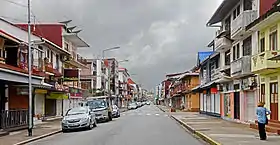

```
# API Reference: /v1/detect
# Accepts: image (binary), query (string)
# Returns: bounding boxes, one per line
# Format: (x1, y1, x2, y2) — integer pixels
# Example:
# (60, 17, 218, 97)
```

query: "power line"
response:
(0, 15, 26, 22)
(1, 0, 27, 7)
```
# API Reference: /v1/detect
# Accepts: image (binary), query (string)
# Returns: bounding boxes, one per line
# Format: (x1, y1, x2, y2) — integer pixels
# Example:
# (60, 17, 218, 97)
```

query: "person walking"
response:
(256, 102, 271, 140)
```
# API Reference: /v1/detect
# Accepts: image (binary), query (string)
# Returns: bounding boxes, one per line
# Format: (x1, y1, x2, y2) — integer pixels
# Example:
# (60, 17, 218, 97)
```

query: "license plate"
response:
(69, 123, 79, 127)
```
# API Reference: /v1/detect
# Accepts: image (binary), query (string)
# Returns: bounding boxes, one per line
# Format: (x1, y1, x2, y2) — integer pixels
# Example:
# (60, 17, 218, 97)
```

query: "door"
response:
(246, 91, 255, 123)
(45, 98, 57, 117)
(270, 83, 278, 121)
(234, 92, 240, 119)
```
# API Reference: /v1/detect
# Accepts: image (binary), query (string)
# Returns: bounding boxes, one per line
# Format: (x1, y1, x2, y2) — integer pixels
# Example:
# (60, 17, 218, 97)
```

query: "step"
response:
(254, 120, 280, 128)
(250, 123, 280, 135)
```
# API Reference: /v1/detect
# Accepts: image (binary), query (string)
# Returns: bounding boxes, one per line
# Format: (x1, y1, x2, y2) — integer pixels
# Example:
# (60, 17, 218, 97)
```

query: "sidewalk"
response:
(157, 105, 280, 145)
(0, 120, 61, 145)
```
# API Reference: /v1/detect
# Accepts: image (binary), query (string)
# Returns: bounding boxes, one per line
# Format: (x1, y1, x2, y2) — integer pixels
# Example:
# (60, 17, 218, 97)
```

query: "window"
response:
(233, 9, 237, 19)
(64, 42, 69, 51)
(233, 5, 240, 20)
(225, 17, 231, 31)
(260, 84, 265, 103)
(260, 37, 265, 52)
(233, 46, 236, 61)
(270, 31, 277, 51)
(243, 36, 252, 56)
(232, 43, 240, 61)
(236, 43, 240, 59)
(270, 83, 278, 103)
(225, 50, 231, 65)
(236, 5, 240, 16)
(244, 0, 252, 10)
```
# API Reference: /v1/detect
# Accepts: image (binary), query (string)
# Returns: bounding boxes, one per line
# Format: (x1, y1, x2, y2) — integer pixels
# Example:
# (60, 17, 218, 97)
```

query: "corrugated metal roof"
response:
(197, 51, 213, 64)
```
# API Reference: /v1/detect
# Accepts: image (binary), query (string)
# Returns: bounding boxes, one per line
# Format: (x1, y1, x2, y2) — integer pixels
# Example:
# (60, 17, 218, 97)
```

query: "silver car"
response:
(62, 107, 97, 132)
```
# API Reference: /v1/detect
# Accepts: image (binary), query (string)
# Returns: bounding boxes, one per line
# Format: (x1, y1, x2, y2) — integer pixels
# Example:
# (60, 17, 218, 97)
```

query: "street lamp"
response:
(102, 47, 120, 97)
(118, 59, 129, 63)
(102, 46, 120, 59)
(27, 0, 33, 137)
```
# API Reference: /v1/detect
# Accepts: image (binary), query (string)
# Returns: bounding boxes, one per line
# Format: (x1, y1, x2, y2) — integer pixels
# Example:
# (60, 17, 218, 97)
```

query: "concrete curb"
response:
(14, 130, 62, 145)
(156, 106, 166, 112)
(171, 115, 221, 145)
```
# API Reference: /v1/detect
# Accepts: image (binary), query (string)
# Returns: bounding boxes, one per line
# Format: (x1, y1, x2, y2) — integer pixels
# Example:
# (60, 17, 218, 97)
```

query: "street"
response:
(30, 105, 203, 145)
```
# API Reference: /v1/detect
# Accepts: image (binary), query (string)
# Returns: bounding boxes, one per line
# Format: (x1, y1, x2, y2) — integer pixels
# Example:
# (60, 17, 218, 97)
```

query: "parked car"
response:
(128, 102, 137, 110)
(112, 105, 120, 118)
(136, 102, 141, 108)
(86, 96, 113, 122)
(61, 107, 97, 132)
(146, 101, 150, 105)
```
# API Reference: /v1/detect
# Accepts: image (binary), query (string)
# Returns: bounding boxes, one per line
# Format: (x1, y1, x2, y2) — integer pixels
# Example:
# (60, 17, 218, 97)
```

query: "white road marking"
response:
(146, 113, 151, 116)
(155, 114, 160, 116)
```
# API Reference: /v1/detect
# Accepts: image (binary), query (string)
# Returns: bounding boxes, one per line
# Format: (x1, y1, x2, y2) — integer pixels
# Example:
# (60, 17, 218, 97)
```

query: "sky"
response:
(0, 0, 223, 89)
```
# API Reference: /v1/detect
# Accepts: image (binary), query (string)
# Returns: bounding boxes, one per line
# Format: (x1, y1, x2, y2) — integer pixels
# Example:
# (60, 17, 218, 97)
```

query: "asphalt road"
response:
(30, 105, 204, 145)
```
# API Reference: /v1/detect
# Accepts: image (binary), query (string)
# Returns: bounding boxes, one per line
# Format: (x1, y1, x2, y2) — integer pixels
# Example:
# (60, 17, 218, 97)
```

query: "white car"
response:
(62, 107, 97, 132)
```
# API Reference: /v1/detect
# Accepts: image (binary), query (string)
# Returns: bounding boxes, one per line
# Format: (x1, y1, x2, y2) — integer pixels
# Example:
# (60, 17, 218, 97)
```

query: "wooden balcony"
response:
(251, 50, 280, 74)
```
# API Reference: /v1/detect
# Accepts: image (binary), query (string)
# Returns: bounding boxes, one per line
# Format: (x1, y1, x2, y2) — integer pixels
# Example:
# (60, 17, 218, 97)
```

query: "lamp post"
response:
(27, 0, 33, 136)
(102, 47, 120, 97)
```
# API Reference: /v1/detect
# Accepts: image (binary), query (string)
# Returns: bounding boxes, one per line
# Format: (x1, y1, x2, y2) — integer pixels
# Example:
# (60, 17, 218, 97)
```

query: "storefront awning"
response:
(47, 93, 68, 99)
(0, 67, 43, 85)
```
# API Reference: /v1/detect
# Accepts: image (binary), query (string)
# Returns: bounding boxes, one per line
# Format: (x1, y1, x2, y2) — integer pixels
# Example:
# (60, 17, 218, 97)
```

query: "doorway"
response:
(234, 92, 240, 119)
(270, 82, 278, 121)
(45, 98, 56, 117)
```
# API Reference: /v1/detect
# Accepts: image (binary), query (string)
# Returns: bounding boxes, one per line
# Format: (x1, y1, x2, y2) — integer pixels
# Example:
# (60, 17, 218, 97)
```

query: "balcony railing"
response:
(45, 62, 54, 73)
(211, 68, 221, 81)
(1, 109, 28, 129)
(77, 54, 87, 65)
(231, 10, 258, 39)
(251, 50, 280, 74)
(231, 56, 251, 78)
(214, 37, 232, 51)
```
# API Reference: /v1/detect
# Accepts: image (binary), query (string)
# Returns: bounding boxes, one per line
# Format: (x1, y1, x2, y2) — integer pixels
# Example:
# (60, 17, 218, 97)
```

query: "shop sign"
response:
(64, 69, 79, 78)
(35, 89, 47, 94)
(69, 88, 83, 98)
(210, 88, 218, 94)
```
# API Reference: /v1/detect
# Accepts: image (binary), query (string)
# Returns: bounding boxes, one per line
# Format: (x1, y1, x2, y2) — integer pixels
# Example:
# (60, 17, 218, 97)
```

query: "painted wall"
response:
(260, 0, 276, 16)
(260, 74, 280, 121)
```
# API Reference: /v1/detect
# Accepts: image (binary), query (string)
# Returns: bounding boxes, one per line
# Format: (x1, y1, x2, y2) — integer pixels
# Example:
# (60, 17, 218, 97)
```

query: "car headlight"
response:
(62, 119, 67, 124)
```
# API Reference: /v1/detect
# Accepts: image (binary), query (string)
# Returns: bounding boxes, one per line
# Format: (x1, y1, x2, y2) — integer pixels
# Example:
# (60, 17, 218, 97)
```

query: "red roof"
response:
(127, 78, 136, 85)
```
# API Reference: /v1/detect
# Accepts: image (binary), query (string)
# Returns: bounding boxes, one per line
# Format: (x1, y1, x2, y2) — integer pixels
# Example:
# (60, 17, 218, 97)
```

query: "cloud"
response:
(0, 0, 222, 89)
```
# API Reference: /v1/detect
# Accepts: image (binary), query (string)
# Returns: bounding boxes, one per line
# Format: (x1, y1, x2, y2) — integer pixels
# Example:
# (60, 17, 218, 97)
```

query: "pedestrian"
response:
(256, 102, 271, 140)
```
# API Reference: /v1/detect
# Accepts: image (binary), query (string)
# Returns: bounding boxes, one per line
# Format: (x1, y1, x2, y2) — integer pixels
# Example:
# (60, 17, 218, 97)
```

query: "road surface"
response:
(30, 105, 204, 145)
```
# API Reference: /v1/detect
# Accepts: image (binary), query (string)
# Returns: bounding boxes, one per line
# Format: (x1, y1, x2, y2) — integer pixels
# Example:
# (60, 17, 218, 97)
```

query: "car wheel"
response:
(62, 129, 67, 133)
(88, 120, 93, 130)
(93, 120, 97, 127)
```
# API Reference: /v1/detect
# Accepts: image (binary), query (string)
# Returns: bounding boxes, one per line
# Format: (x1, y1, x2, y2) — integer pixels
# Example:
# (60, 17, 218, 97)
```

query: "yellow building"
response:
(180, 72, 200, 112)
(248, 5, 280, 121)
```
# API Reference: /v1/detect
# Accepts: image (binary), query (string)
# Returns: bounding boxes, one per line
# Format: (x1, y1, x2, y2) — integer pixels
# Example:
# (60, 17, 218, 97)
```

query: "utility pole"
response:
(27, 0, 33, 136)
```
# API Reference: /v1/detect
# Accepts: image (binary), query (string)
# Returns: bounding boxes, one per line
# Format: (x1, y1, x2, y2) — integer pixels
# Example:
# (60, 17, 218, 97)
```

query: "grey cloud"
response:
(1, 0, 222, 89)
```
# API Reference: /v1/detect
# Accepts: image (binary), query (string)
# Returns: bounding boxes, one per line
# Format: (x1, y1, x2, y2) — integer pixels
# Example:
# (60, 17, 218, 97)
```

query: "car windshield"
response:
(66, 107, 87, 116)
(87, 100, 107, 109)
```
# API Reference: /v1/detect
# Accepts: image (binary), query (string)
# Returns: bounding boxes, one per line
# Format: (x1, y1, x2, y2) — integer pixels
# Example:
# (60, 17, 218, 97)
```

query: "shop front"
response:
(68, 87, 83, 109)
